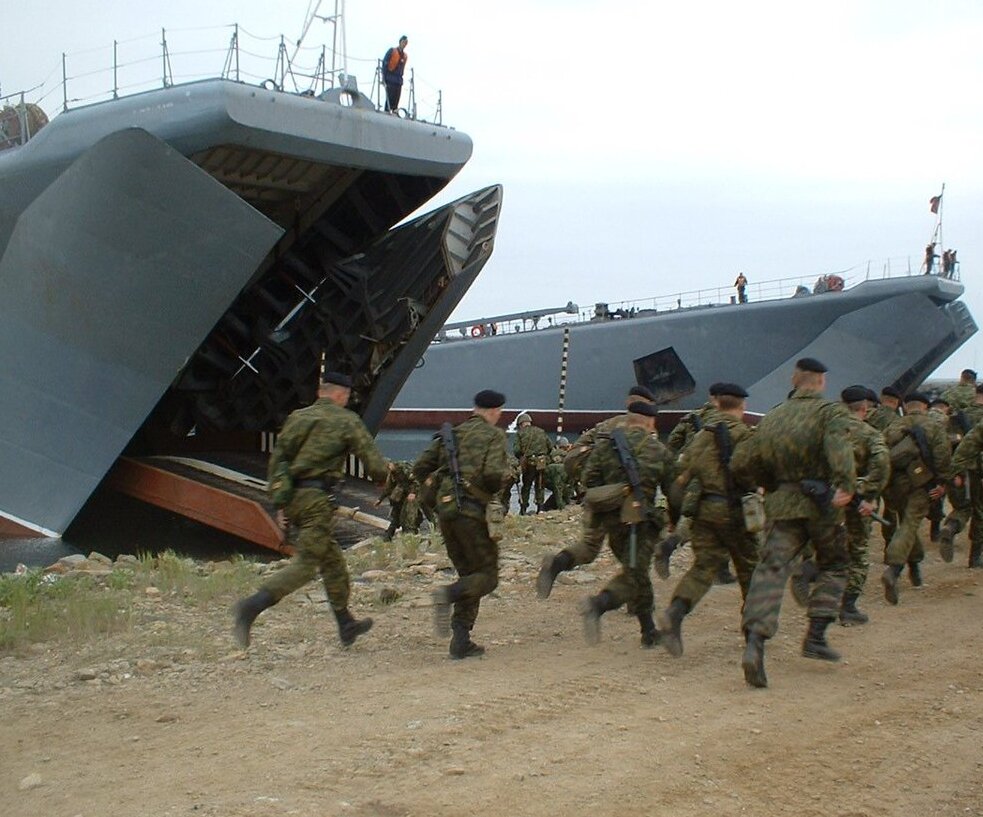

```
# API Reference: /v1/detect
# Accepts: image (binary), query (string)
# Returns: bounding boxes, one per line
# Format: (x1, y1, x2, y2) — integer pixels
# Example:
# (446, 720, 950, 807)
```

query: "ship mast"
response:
(292, 0, 347, 86)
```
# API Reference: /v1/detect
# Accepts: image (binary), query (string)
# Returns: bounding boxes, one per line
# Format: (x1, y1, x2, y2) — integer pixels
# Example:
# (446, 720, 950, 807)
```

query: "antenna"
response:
(292, 0, 346, 86)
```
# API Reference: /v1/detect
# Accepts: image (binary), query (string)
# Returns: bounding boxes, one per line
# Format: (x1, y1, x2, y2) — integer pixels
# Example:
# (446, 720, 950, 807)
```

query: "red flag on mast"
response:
(929, 194, 942, 214)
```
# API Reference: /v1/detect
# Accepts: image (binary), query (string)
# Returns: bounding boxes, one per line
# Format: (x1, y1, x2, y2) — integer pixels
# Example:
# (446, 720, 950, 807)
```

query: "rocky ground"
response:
(1, 507, 982, 817)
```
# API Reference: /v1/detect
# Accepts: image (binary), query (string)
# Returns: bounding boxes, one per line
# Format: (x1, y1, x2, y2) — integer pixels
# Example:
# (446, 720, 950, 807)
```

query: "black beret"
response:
(865, 388, 879, 403)
(905, 391, 931, 405)
(840, 385, 869, 403)
(795, 357, 828, 373)
(321, 370, 353, 387)
(627, 401, 658, 417)
(962, 369, 977, 380)
(714, 382, 748, 398)
(473, 389, 506, 408)
(930, 396, 949, 407)
(707, 382, 725, 396)
(628, 384, 656, 401)
(881, 385, 902, 399)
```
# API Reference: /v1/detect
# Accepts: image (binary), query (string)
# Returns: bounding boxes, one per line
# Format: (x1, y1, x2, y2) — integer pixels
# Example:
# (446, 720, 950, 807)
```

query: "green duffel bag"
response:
(583, 482, 629, 512)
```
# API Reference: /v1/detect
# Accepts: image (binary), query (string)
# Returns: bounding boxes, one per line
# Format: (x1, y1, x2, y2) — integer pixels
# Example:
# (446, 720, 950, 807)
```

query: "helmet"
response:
(516, 412, 532, 425)
(556, 436, 570, 446)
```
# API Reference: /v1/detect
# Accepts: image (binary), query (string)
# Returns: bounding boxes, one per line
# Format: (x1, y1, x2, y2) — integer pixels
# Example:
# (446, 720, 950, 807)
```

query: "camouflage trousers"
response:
(262, 489, 349, 611)
(519, 463, 546, 509)
(844, 505, 872, 597)
(438, 512, 499, 629)
(564, 506, 606, 566)
(944, 471, 983, 544)
(884, 487, 930, 567)
(595, 513, 658, 615)
(389, 497, 422, 533)
(544, 463, 571, 509)
(742, 518, 847, 638)
(672, 503, 759, 608)
(499, 477, 516, 514)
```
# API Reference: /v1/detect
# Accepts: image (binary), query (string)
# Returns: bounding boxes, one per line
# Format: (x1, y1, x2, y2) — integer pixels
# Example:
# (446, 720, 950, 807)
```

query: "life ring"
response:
(470, 325, 485, 338)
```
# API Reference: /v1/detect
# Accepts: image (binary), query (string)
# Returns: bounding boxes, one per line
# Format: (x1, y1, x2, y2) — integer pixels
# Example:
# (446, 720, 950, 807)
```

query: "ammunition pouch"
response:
(620, 495, 646, 525)
(905, 460, 936, 489)
(485, 499, 506, 542)
(741, 492, 766, 533)
(584, 482, 629, 512)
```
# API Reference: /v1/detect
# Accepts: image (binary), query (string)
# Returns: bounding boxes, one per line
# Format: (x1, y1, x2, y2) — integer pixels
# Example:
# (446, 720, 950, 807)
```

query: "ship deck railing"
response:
(443, 257, 961, 340)
(0, 23, 446, 149)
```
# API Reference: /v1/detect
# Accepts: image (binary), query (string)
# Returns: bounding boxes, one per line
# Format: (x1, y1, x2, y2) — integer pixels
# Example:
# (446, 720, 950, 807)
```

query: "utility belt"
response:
(294, 477, 338, 492)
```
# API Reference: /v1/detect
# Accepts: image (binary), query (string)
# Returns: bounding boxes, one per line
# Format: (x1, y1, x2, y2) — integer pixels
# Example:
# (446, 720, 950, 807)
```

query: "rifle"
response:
(799, 479, 888, 525)
(439, 422, 464, 510)
(908, 424, 940, 492)
(610, 429, 647, 568)
(713, 422, 742, 516)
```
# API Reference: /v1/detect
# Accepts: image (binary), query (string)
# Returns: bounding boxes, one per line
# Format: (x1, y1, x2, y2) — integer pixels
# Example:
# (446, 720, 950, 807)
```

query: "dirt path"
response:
(2, 520, 982, 817)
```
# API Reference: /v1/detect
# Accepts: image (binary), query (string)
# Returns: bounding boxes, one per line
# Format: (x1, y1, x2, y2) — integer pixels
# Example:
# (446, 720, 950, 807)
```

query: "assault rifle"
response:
(799, 479, 888, 525)
(713, 422, 742, 515)
(611, 428, 647, 568)
(439, 422, 464, 510)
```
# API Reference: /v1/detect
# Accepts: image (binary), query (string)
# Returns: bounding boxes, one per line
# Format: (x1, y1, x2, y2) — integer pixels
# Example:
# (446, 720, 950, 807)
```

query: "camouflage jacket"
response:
(267, 398, 388, 485)
(731, 389, 856, 520)
(514, 424, 553, 460)
(667, 402, 719, 454)
(848, 414, 890, 499)
(949, 404, 983, 448)
(866, 403, 900, 433)
(413, 415, 509, 519)
(943, 382, 976, 413)
(677, 414, 755, 500)
(381, 461, 418, 502)
(951, 419, 983, 473)
(884, 410, 953, 486)
(583, 424, 673, 512)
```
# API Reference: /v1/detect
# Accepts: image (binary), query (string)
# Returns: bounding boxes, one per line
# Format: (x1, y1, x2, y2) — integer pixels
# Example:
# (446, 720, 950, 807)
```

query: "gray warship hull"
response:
(0, 79, 501, 535)
(383, 274, 975, 450)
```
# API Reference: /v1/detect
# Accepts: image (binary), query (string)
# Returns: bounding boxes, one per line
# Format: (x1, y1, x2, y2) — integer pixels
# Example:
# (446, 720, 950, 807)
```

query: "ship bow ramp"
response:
(0, 128, 283, 535)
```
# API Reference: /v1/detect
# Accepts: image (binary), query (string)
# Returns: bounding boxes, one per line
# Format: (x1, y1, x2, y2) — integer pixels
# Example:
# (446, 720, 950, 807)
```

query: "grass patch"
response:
(347, 533, 433, 574)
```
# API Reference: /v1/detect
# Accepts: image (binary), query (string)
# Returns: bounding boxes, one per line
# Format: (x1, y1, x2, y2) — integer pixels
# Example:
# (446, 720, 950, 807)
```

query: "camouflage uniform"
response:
(942, 382, 976, 413)
(581, 425, 672, 634)
(499, 454, 520, 514)
(514, 423, 553, 512)
(380, 461, 424, 538)
(948, 418, 983, 567)
(666, 402, 718, 455)
(939, 403, 983, 561)
(882, 411, 951, 572)
(544, 448, 572, 509)
(263, 400, 388, 609)
(414, 415, 509, 635)
(670, 414, 759, 607)
(842, 416, 891, 598)
(732, 389, 855, 641)
(866, 403, 900, 434)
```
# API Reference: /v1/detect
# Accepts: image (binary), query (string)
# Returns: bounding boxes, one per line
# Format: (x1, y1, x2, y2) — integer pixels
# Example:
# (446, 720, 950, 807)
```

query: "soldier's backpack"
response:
(889, 427, 936, 488)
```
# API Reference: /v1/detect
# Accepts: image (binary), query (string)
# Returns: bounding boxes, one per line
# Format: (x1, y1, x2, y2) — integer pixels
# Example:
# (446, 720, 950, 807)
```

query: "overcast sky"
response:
(4, 0, 982, 376)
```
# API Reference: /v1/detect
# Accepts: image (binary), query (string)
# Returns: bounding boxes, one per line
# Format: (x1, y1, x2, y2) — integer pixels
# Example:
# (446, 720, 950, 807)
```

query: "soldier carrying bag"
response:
(610, 429, 648, 568)
(889, 426, 936, 488)
(438, 422, 505, 541)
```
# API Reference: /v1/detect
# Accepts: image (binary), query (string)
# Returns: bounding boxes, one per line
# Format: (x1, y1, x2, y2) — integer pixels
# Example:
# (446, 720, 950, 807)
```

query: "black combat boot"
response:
(802, 616, 841, 661)
(536, 549, 575, 600)
(657, 597, 690, 657)
(938, 521, 957, 563)
(839, 592, 869, 626)
(449, 621, 485, 659)
(790, 558, 819, 607)
(714, 563, 738, 585)
(536, 503, 546, 514)
(335, 608, 373, 646)
(579, 590, 619, 646)
(232, 588, 277, 648)
(637, 612, 661, 648)
(741, 630, 768, 688)
(907, 561, 923, 587)
(881, 564, 903, 605)
(382, 523, 397, 542)
(519, 503, 529, 516)
(653, 533, 681, 580)
(969, 541, 983, 569)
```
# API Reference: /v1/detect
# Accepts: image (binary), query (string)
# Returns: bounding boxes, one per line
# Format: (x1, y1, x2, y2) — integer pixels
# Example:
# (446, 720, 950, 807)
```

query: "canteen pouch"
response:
(905, 460, 935, 489)
(485, 499, 506, 542)
(620, 496, 646, 525)
(268, 462, 295, 508)
(584, 482, 629, 512)
(741, 492, 765, 533)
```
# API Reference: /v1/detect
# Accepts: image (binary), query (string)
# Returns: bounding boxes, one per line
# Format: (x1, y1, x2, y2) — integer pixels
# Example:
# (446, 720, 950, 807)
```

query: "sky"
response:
(4, 0, 983, 377)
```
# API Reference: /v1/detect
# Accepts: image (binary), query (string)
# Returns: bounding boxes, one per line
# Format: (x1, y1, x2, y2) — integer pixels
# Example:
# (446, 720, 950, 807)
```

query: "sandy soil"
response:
(2, 511, 982, 817)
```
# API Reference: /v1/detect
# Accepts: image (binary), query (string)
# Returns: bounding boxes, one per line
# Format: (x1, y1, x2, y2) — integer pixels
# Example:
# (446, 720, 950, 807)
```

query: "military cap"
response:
(840, 385, 869, 404)
(556, 436, 570, 446)
(628, 384, 656, 401)
(795, 357, 828, 373)
(962, 368, 977, 380)
(321, 370, 353, 387)
(627, 401, 658, 417)
(865, 387, 879, 403)
(905, 391, 931, 405)
(881, 385, 902, 399)
(474, 389, 506, 409)
(707, 382, 725, 396)
(515, 411, 532, 424)
(713, 382, 748, 398)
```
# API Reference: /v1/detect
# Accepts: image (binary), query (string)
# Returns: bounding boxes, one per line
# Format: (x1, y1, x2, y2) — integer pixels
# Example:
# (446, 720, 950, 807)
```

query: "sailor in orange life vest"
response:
(382, 35, 408, 114)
